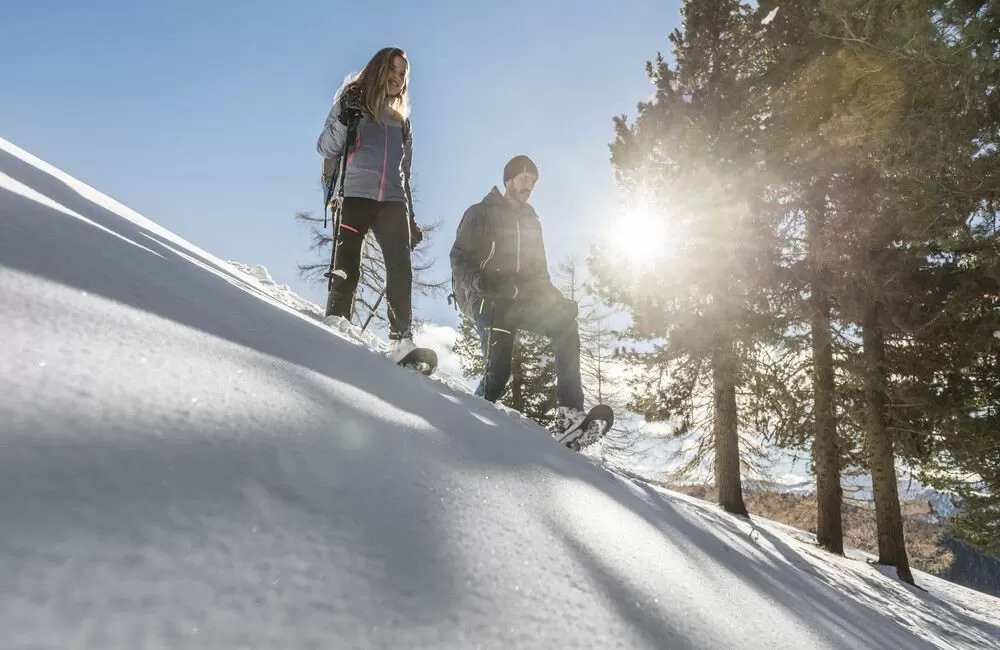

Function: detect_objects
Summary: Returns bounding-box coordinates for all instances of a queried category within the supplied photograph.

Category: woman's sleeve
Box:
[317,99,348,160]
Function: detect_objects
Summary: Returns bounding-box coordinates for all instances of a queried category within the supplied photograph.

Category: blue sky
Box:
[1,0,681,331]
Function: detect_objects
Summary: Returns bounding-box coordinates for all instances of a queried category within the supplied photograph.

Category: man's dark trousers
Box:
[471,293,585,410]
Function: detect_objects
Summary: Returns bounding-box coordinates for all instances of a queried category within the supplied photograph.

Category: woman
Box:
[316,46,422,361]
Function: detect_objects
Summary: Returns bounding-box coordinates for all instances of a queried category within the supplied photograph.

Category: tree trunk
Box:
[806,189,844,554]
[713,342,748,516]
[862,301,915,584]
[810,282,844,553]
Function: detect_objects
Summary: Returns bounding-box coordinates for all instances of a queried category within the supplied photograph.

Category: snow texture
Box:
[1,135,999,649]
[224,234,960,518]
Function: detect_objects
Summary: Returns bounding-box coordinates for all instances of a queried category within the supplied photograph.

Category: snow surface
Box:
[2,134,999,649]
[223,247,965,519]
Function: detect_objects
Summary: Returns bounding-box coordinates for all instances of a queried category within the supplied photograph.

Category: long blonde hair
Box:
[336,47,410,123]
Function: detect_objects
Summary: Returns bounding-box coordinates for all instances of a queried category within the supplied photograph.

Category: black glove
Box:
[410,223,423,250]
[473,274,518,300]
[338,87,362,126]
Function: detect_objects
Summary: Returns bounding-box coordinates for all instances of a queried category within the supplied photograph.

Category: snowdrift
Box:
[1,135,998,649]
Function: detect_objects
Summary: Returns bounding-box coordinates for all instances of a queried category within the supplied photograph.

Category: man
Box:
[450,155,605,449]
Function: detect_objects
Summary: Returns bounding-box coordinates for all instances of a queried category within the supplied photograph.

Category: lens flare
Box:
[610,203,674,266]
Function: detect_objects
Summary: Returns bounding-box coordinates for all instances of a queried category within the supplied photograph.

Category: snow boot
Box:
[386,332,418,364]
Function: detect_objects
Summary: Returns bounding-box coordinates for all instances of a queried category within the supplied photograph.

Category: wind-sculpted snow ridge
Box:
[2,134,999,649]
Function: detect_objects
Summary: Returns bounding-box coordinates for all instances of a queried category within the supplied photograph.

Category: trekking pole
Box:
[323,112,361,296]
[359,285,386,334]
[321,165,336,230]
[483,300,496,396]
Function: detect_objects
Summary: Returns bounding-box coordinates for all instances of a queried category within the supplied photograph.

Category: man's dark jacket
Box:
[450,186,559,319]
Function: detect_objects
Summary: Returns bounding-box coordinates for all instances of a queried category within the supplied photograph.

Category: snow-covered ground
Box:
[2,134,998,649]
[225,255,962,519]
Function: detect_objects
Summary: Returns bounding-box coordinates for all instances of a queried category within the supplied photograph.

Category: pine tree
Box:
[770,0,999,583]
[591,0,784,516]
[901,0,1000,555]
[452,315,484,380]
[732,0,1000,582]
[512,332,559,427]
[747,0,851,554]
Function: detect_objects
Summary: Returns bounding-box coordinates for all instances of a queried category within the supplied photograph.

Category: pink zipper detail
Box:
[377,121,388,201]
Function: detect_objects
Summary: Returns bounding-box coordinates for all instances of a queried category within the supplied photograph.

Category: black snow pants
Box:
[472,291,584,411]
[328,197,413,338]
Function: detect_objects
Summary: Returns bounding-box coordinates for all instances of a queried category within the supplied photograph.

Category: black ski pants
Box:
[328,197,412,337]
[472,292,584,411]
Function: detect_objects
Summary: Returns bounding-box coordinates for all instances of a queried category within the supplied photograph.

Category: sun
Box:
[609,203,674,265]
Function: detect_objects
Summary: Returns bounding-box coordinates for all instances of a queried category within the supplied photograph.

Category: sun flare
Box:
[610,203,674,265]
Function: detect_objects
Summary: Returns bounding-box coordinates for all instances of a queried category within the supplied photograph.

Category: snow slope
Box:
[223,261,964,520]
[1,135,998,649]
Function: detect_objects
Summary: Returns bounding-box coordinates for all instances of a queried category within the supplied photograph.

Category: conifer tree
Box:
[758,0,998,582]
[591,0,784,516]
[746,0,852,554]
[600,0,1000,565]
[732,0,1000,580]
[900,0,1000,555]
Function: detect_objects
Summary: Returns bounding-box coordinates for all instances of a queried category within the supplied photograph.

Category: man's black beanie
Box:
[503,155,539,184]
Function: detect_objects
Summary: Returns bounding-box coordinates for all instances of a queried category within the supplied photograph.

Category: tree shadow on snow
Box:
[587,476,994,649]
[545,519,705,650]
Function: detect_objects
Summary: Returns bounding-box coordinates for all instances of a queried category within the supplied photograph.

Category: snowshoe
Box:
[395,347,437,376]
[387,336,437,376]
[553,404,614,450]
